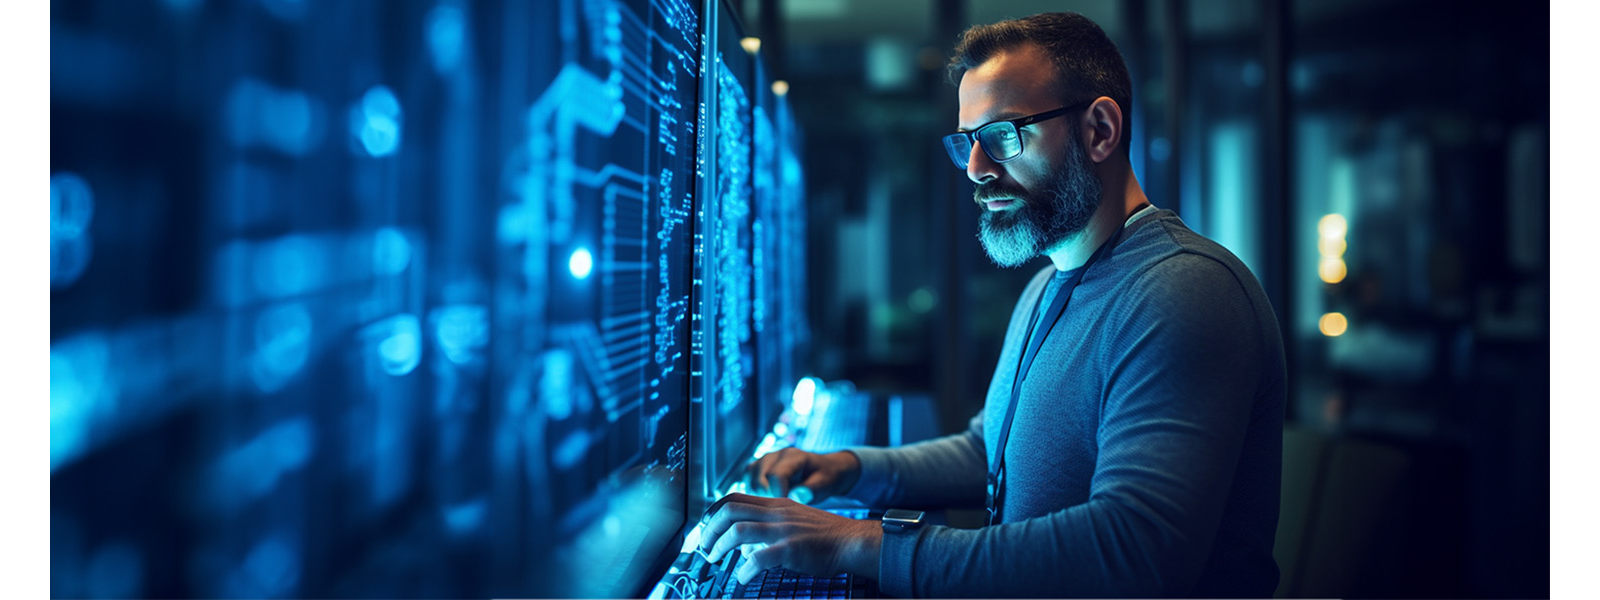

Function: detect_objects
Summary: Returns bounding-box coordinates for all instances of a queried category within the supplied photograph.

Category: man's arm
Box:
[707,422,992,587]
[843,413,986,508]
[877,255,1275,597]
[741,413,988,509]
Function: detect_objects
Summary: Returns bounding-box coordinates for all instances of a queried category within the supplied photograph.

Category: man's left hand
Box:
[700,493,882,585]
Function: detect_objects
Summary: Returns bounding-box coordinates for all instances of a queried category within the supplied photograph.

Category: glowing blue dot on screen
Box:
[426,4,466,73]
[362,85,400,120]
[496,203,530,244]
[355,85,402,157]
[51,172,94,240]
[433,305,487,366]
[254,235,319,298]
[553,430,592,469]
[541,350,576,419]
[443,499,487,534]
[792,376,818,416]
[51,172,96,288]
[569,247,594,279]
[376,335,413,371]
[372,227,411,276]
[50,334,111,472]
[251,303,313,393]
[226,79,321,155]
[268,92,314,153]
[50,351,91,470]
[359,118,399,157]
[375,314,421,376]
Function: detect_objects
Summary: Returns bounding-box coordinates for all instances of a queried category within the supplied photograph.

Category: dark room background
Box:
[746,0,1548,597]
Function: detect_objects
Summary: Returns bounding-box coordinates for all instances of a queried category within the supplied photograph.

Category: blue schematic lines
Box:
[494,4,704,592]
[51,0,809,597]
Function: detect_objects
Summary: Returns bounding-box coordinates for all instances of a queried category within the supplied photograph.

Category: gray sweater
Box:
[847,209,1286,598]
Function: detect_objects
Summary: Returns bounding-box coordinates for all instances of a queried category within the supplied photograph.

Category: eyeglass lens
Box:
[942,122,1024,169]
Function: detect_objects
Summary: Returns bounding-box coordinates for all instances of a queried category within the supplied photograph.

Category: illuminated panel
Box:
[753,56,811,432]
[754,59,778,423]
[691,1,760,500]
[51,0,704,598]
[51,0,810,596]
[777,94,811,381]
[491,0,699,596]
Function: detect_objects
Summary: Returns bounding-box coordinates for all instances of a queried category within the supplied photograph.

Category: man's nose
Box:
[966,141,1000,184]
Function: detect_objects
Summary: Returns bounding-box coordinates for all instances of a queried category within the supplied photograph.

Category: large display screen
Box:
[51,0,805,597]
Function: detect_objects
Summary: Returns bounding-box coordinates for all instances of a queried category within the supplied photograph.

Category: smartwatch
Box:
[881,508,926,534]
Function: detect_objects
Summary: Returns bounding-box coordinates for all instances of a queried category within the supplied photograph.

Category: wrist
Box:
[826,450,862,497]
[845,519,882,581]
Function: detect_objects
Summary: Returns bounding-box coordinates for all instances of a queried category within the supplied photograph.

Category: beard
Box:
[975,131,1103,268]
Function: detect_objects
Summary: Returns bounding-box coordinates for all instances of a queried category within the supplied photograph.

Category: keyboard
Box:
[683,548,868,599]
[727,555,859,599]
[667,507,873,600]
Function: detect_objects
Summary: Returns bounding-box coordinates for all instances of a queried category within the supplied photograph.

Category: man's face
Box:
[957,43,1103,267]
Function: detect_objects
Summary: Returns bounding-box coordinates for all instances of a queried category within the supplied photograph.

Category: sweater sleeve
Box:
[842,411,987,509]
[841,265,1054,511]
[877,254,1269,598]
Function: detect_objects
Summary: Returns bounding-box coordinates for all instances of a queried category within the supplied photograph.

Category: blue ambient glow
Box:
[432,304,488,365]
[251,303,313,393]
[541,350,577,420]
[51,172,95,288]
[225,78,321,155]
[791,376,818,415]
[372,227,412,276]
[207,418,314,513]
[426,4,466,73]
[569,247,594,279]
[85,541,143,598]
[366,313,422,376]
[355,85,403,157]
[443,498,487,533]
[234,534,301,597]
[258,0,306,21]
[50,0,810,596]
[553,429,593,470]
[51,172,94,239]
[50,334,112,471]
[252,235,322,298]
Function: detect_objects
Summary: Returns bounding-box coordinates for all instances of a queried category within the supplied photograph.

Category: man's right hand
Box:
[743,448,861,504]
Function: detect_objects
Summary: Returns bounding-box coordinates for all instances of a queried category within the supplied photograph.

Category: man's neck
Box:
[1044,170,1150,271]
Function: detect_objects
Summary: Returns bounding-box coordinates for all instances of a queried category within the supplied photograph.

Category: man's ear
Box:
[1080,96,1123,164]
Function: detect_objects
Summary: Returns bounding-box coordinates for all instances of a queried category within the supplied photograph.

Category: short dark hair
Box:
[948,12,1133,157]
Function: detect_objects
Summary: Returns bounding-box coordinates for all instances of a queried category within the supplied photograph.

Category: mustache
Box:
[974,181,1028,203]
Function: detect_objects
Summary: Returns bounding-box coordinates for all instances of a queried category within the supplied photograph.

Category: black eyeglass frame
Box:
[941,100,1094,169]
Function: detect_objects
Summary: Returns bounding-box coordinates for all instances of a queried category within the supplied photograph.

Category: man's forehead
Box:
[956,43,1058,129]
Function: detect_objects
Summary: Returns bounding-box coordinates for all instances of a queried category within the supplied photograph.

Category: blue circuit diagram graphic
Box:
[50,0,808,597]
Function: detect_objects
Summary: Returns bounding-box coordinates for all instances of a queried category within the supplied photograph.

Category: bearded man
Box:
[699,12,1288,598]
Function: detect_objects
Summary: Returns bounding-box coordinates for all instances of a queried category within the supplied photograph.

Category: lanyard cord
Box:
[985,203,1153,526]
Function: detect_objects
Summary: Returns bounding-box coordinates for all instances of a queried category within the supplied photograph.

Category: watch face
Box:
[883,509,922,522]
[882,508,925,532]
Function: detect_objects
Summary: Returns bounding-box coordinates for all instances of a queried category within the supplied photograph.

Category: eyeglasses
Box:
[941,101,1092,169]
